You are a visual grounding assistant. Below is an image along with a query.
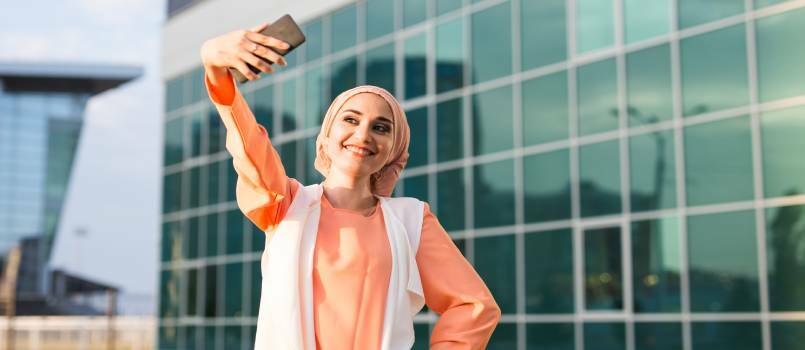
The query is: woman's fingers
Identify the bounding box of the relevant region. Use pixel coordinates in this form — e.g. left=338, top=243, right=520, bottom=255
left=237, top=50, right=274, bottom=74
left=250, top=22, right=269, bottom=33
left=231, top=60, right=259, bottom=80
left=245, top=31, right=290, bottom=53
left=247, top=40, right=287, bottom=66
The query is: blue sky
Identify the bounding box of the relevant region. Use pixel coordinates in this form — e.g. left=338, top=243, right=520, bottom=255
left=1, top=0, right=165, bottom=314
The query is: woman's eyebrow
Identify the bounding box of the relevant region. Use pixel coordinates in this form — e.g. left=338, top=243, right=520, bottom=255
left=342, top=109, right=363, bottom=115
left=376, top=116, right=393, bottom=124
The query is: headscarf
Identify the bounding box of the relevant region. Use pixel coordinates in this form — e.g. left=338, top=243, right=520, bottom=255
left=314, top=85, right=410, bottom=197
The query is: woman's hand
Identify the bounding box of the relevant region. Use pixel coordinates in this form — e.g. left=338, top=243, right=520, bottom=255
left=200, top=22, right=291, bottom=82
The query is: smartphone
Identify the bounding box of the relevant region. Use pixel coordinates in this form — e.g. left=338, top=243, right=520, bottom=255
left=230, top=14, right=306, bottom=83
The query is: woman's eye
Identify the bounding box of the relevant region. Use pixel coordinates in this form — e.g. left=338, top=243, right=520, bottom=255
left=343, top=116, right=358, bottom=124
left=373, top=124, right=391, bottom=133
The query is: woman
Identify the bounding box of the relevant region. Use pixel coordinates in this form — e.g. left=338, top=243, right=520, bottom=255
left=200, top=22, right=501, bottom=350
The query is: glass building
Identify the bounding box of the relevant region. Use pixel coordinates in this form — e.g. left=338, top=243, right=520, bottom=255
left=0, top=62, right=140, bottom=297
left=160, top=0, right=805, bottom=349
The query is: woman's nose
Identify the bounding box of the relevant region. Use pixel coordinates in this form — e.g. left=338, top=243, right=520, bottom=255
left=351, top=123, right=372, bottom=144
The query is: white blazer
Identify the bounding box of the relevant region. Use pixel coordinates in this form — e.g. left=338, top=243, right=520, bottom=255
left=254, top=183, right=426, bottom=350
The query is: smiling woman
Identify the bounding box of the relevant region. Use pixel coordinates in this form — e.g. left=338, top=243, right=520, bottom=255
left=199, top=22, right=500, bottom=350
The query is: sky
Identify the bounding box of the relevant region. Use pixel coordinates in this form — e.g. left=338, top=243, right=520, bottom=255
left=1, top=0, right=165, bottom=314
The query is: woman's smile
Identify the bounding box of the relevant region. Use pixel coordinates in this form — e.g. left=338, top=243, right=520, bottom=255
left=343, top=144, right=376, bottom=158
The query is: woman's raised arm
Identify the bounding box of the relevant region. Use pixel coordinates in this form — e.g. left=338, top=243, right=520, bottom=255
left=200, top=24, right=298, bottom=232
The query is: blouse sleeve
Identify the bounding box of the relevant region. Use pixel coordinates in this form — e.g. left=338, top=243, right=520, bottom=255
left=416, top=203, right=501, bottom=350
left=205, top=70, right=298, bottom=232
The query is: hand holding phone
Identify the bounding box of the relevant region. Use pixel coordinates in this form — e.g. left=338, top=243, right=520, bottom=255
left=229, top=14, right=306, bottom=83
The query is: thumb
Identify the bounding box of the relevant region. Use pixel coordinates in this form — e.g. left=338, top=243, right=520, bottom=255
left=250, top=22, right=269, bottom=32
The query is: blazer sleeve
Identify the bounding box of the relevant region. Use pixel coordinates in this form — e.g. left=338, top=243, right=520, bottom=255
left=415, top=203, right=502, bottom=350
left=205, top=70, right=297, bottom=231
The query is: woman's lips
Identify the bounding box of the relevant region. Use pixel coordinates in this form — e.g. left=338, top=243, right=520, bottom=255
left=344, top=144, right=375, bottom=157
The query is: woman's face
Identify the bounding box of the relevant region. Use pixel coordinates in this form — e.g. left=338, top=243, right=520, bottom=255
left=324, top=93, right=395, bottom=179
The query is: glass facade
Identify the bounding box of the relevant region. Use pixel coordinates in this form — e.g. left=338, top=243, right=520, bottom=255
left=160, top=0, right=805, bottom=348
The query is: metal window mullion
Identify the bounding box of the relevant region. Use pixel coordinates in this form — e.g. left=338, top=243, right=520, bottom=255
left=462, top=1, right=475, bottom=265
left=511, top=0, right=526, bottom=347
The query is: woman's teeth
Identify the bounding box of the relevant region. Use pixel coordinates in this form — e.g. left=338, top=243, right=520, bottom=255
left=344, top=145, right=373, bottom=156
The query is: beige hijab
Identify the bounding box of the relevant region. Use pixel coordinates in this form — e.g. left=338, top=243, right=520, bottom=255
left=314, top=85, right=410, bottom=197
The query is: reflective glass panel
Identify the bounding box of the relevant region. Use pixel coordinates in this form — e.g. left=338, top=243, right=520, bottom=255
left=253, top=84, right=274, bottom=136
left=226, top=209, right=245, bottom=255
left=474, top=159, right=515, bottom=228
left=163, top=172, right=182, bottom=213
left=521, top=0, right=567, bottom=71
left=584, top=322, right=626, bottom=350
left=635, top=322, right=682, bottom=350
left=405, top=33, right=428, bottom=100
left=281, top=78, right=298, bottom=132
left=691, top=321, right=762, bottom=350
left=473, top=85, right=513, bottom=156
left=207, top=161, right=221, bottom=205
left=680, top=24, right=748, bottom=117
left=584, top=227, right=623, bottom=310
left=626, top=44, right=673, bottom=126
left=631, top=217, right=681, bottom=313
left=526, top=323, right=575, bottom=350
left=159, top=326, right=178, bottom=350
left=183, top=267, right=198, bottom=316
left=688, top=210, right=760, bottom=312
left=576, top=0, right=615, bottom=54
left=404, top=0, right=427, bottom=27
left=407, top=106, right=429, bottom=167
left=279, top=141, right=299, bottom=179
left=471, top=2, right=512, bottom=84
left=224, top=326, right=242, bottom=349
left=436, top=97, right=464, bottom=162
left=208, top=107, right=225, bottom=154
left=206, top=213, right=219, bottom=257
left=366, top=0, right=395, bottom=40
left=684, top=116, right=754, bottom=206
left=756, top=7, right=805, bottom=102
left=188, top=110, right=204, bottom=158
left=224, top=262, right=244, bottom=317
left=487, top=322, right=517, bottom=349
left=578, top=58, right=619, bottom=136
left=204, top=265, right=218, bottom=317
left=771, top=321, right=805, bottom=350
left=525, top=229, right=574, bottom=313
left=678, top=0, right=744, bottom=29
left=225, top=156, right=238, bottom=201
left=624, top=0, right=670, bottom=44
left=522, top=71, right=569, bottom=146
left=331, top=4, right=357, bottom=52
left=164, top=117, right=183, bottom=166
left=523, top=149, right=572, bottom=223
left=579, top=140, right=622, bottom=217
left=403, top=174, right=429, bottom=202
left=765, top=205, right=805, bottom=311
left=365, top=43, right=396, bottom=93
left=755, top=0, right=795, bottom=7
left=305, top=137, right=324, bottom=184
left=412, top=323, right=430, bottom=350
left=249, top=260, right=261, bottom=317
left=437, top=0, right=462, bottom=15
left=185, top=216, right=199, bottom=259
left=330, top=55, right=358, bottom=96
left=436, top=167, right=465, bottom=231
left=304, top=65, right=326, bottom=128
left=204, top=325, right=217, bottom=350
left=629, top=130, right=677, bottom=212
left=436, top=17, right=465, bottom=93
left=761, top=105, right=805, bottom=198
left=302, top=19, right=323, bottom=62
left=189, top=166, right=201, bottom=209
left=165, top=76, right=183, bottom=112
left=474, top=234, right=517, bottom=313
left=159, top=269, right=179, bottom=318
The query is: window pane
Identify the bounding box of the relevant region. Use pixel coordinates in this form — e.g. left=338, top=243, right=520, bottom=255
left=471, top=2, right=511, bottom=84
left=474, top=159, right=515, bottom=228
left=624, top=0, right=670, bottom=44
left=164, top=117, right=183, bottom=166
left=224, top=326, right=242, bottom=349
left=523, top=71, right=569, bottom=146
left=626, top=44, right=673, bottom=126
left=159, top=269, right=180, bottom=318
left=474, top=234, right=516, bottom=314
left=366, top=0, right=395, bottom=41
left=629, top=130, right=676, bottom=212
left=279, top=141, right=299, bottom=179
left=755, top=0, right=795, bottom=8
left=437, top=0, right=462, bottom=16
left=526, top=323, right=575, bottom=350
left=771, top=321, right=805, bottom=350
left=249, top=260, right=261, bottom=317
left=253, top=84, right=274, bottom=136
left=162, top=221, right=181, bottom=262
left=159, top=325, right=178, bottom=350
left=331, top=4, right=357, bottom=52
left=487, top=322, right=517, bottom=349
left=584, top=227, right=623, bottom=310
left=521, top=0, right=567, bottom=71
left=281, top=78, right=298, bottom=132
left=304, top=65, right=326, bottom=128
left=576, top=0, right=615, bottom=54
left=330, top=55, right=358, bottom=96
left=251, top=220, right=264, bottom=252
left=404, top=0, right=427, bottom=27
left=226, top=209, right=245, bottom=255
left=165, top=76, right=183, bottom=112
left=436, top=17, right=465, bottom=93
left=224, top=262, right=244, bottom=317
left=691, top=321, right=761, bottom=350
left=436, top=167, right=465, bottom=231
left=365, top=43, right=396, bottom=93
left=402, top=174, right=428, bottom=201
left=635, top=322, right=682, bottom=350
left=404, top=33, right=428, bottom=100
left=761, top=106, right=805, bottom=198
left=188, top=110, right=204, bottom=158
left=225, top=157, right=237, bottom=201
left=304, top=137, right=324, bottom=185
left=756, top=7, right=805, bottom=102
left=684, top=116, right=753, bottom=206
left=185, top=216, right=199, bottom=259
left=183, top=326, right=198, bottom=350
left=207, top=107, right=225, bottom=154
left=578, top=58, right=619, bottom=136
left=163, top=172, right=182, bottom=213
left=204, top=325, right=218, bottom=350
left=436, top=97, right=464, bottom=162
left=207, top=161, right=221, bottom=205
left=678, top=0, right=744, bottom=29
left=206, top=213, right=219, bottom=257
left=473, top=85, right=513, bottom=156
left=523, top=149, right=572, bottom=223
left=407, top=106, right=428, bottom=167
left=584, top=323, right=626, bottom=350
left=688, top=210, right=760, bottom=312
left=302, top=19, right=323, bottom=62
left=579, top=140, right=622, bottom=217
left=631, top=217, right=681, bottom=313
left=412, top=323, right=430, bottom=350
left=183, top=267, right=198, bottom=316
left=525, top=229, right=574, bottom=313
left=765, top=205, right=805, bottom=311
left=204, top=265, right=218, bottom=317
left=680, top=24, right=748, bottom=117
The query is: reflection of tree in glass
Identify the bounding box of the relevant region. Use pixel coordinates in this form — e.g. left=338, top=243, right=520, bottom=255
left=768, top=196, right=805, bottom=311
